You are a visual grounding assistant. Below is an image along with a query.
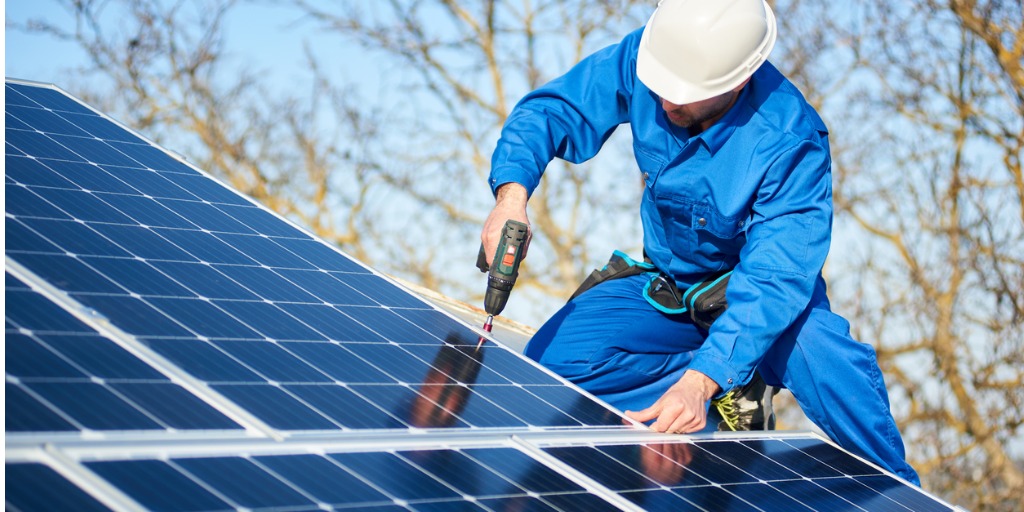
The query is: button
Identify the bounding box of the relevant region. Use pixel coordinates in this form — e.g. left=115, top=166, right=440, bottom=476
left=642, top=172, right=650, bottom=180
left=697, top=217, right=707, bottom=227
left=727, top=378, right=734, bottom=384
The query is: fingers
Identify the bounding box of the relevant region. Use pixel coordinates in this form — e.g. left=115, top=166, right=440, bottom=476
left=481, top=186, right=530, bottom=266
left=652, top=406, right=706, bottom=434
left=520, top=226, right=532, bottom=259
left=651, top=405, right=692, bottom=434
left=626, top=403, right=703, bottom=433
left=628, top=390, right=709, bottom=434
left=625, top=405, right=661, bottom=424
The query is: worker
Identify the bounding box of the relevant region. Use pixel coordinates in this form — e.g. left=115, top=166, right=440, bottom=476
left=480, top=0, right=919, bottom=485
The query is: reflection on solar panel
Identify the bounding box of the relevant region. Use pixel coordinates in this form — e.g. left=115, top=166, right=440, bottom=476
left=6, top=79, right=955, bottom=510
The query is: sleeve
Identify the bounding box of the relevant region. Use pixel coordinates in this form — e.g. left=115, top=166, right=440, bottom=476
left=687, top=137, right=834, bottom=394
left=488, top=29, right=644, bottom=196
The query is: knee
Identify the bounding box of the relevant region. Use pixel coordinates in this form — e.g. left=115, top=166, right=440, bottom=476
left=765, top=309, right=883, bottom=380
left=522, top=302, right=577, bottom=363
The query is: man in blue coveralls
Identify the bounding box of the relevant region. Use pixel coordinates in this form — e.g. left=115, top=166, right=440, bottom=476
left=480, top=0, right=919, bottom=484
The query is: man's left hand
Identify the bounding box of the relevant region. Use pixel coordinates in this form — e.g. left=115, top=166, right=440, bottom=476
left=625, top=370, right=721, bottom=434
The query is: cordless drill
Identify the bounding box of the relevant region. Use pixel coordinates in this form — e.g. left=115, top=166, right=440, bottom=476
left=476, top=219, right=529, bottom=336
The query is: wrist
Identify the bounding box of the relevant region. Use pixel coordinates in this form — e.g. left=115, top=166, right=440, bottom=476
left=679, top=369, right=721, bottom=401
left=495, top=183, right=528, bottom=206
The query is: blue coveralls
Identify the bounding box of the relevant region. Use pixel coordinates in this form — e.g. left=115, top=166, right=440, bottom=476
left=489, top=27, right=920, bottom=485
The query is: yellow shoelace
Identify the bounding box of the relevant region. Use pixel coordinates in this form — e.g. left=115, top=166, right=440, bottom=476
left=712, top=390, right=741, bottom=431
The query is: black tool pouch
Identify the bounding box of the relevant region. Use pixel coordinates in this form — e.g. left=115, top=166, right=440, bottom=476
left=570, top=251, right=732, bottom=331
left=642, top=267, right=733, bottom=330
left=682, top=270, right=732, bottom=330
left=568, top=251, right=656, bottom=302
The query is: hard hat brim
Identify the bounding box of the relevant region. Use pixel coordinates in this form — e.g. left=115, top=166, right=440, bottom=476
left=636, top=0, right=777, bottom=105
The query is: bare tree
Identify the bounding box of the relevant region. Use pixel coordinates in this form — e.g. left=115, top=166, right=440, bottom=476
left=776, top=1, right=1023, bottom=509
left=289, top=0, right=652, bottom=319
left=12, top=0, right=393, bottom=264
left=16, top=0, right=655, bottom=323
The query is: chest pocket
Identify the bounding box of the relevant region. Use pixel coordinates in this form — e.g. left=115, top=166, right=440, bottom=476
left=634, top=144, right=668, bottom=187
left=690, top=203, right=746, bottom=269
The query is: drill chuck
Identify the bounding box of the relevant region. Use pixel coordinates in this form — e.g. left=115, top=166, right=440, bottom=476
left=484, top=275, right=514, bottom=316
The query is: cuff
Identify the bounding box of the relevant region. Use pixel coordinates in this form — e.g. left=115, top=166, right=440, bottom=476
left=687, top=354, right=740, bottom=400
left=489, top=166, right=538, bottom=197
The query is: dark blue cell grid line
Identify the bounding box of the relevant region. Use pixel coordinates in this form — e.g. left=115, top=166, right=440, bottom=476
left=101, top=167, right=201, bottom=200
left=5, top=284, right=92, bottom=334
left=6, top=85, right=200, bottom=176
left=6, top=383, right=78, bottom=432
left=7, top=83, right=97, bottom=114
left=137, top=334, right=608, bottom=430
left=50, top=133, right=147, bottom=168
left=57, top=111, right=144, bottom=143
left=86, top=459, right=233, bottom=512
left=12, top=253, right=131, bottom=295
left=105, top=140, right=200, bottom=174
left=278, top=304, right=390, bottom=341
left=344, top=384, right=469, bottom=429
left=6, top=183, right=74, bottom=219
left=543, top=439, right=955, bottom=512
left=173, top=456, right=320, bottom=509
left=210, top=383, right=342, bottom=430
left=81, top=450, right=625, bottom=512
left=43, top=160, right=145, bottom=194
left=283, top=384, right=410, bottom=429
left=5, top=272, right=242, bottom=433
left=279, top=342, right=396, bottom=383
left=4, top=129, right=85, bottom=162
left=7, top=114, right=35, bottom=134
left=335, top=306, right=439, bottom=343
left=335, top=273, right=434, bottom=308
left=5, top=155, right=80, bottom=189
left=6, top=140, right=26, bottom=157
left=5, top=463, right=114, bottom=512
left=7, top=104, right=93, bottom=136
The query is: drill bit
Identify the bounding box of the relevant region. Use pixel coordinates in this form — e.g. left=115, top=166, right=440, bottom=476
left=476, top=315, right=493, bottom=350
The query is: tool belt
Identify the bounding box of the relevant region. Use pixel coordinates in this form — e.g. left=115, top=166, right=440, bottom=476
left=570, top=251, right=732, bottom=331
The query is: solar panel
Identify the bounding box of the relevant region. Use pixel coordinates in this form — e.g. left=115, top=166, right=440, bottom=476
left=4, top=79, right=623, bottom=433
left=5, top=79, right=956, bottom=511
left=539, top=438, right=958, bottom=511
left=5, top=272, right=243, bottom=433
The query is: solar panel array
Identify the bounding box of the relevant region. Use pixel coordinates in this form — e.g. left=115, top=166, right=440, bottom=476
left=5, top=79, right=956, bottom=511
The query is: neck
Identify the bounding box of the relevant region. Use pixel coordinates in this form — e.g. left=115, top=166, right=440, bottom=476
left=696, top=91, right=741, bottom=133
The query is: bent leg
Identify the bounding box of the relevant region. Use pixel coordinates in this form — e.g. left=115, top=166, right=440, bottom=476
left=524, top=274, right=705, bottom=414
left=761, top=285, right=920, bottom=484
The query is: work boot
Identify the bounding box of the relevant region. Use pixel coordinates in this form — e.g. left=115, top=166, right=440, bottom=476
left=712, top=372, right=779, bottom=431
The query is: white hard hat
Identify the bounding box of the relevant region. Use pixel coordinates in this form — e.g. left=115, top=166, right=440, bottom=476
left=637, top=0, right=777, bottom=105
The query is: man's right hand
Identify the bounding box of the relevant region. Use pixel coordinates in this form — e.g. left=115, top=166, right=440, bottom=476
left=625, top=369, right=721, bottom=434
left=481, top=183, right=531, bottom=265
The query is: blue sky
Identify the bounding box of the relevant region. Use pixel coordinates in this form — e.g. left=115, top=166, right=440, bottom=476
left=5, top=1, right=370, bottom=95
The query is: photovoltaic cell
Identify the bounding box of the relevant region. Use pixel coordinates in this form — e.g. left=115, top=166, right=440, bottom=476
left=6, top=463, right=113, bottom=512
left=86, top=459, right=233, bottom=512
left=6, top=384, right=79, bottom=432
left=6, top=79, right=956, bottom=512
left=5, top=273, right=242, bottom=433
left=72, top=446, right=639, bottom=511
left=5, top=93, right=623, bottom=430
left=542, top=439, right=953, bottom=512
